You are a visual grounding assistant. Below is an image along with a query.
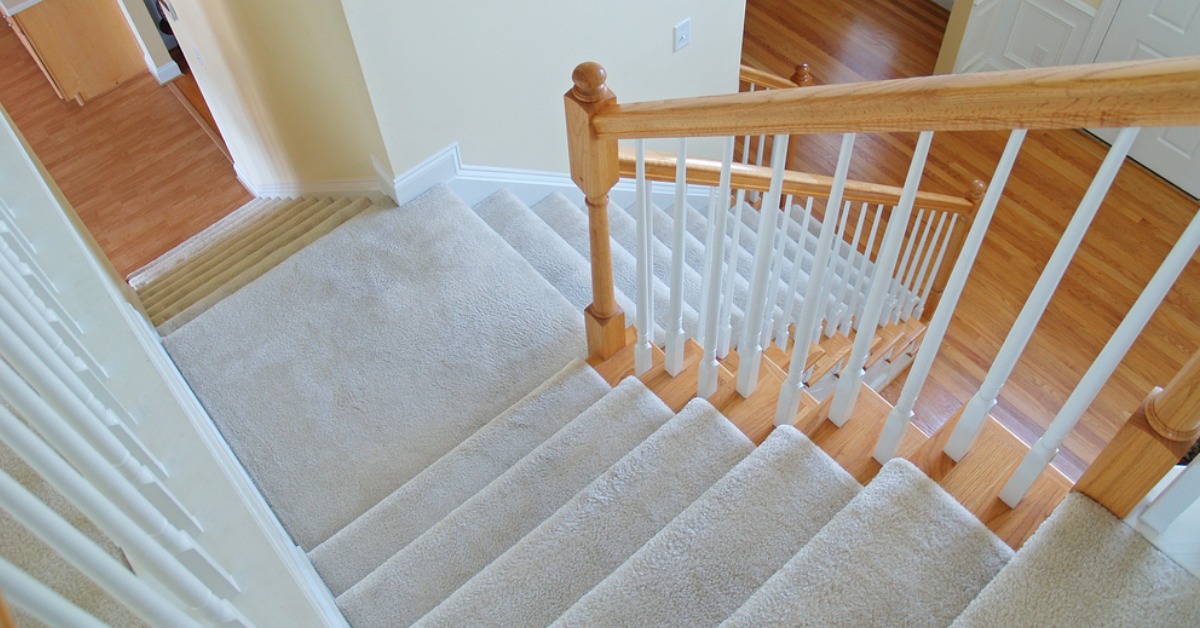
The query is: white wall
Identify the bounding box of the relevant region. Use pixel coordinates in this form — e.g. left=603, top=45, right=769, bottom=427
left=340, top=0, right=748, bottom=176
left=166, top=0, right=389, bottom=191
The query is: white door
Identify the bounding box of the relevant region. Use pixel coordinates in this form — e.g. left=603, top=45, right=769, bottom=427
left=1093, top=0, right=1200, bottom=198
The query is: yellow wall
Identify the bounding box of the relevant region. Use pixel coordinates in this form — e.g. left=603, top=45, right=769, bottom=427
left=168, top=0, right=388, bottom=188
left=935, top=0, right=974, bottom=74
left=340, top=0, right=749, bottom=175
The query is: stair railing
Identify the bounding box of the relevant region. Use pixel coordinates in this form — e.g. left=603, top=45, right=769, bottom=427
left=566, top=56, right=1200, bottom=517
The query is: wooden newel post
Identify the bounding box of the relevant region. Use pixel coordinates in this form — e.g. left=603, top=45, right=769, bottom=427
left=565, top=62, right=626, bottom=360
left=1077, top=349, right=1200, bottom=517
left=791, top=63, right=814, bottom=87
left=923, top=179, right=986, bottom=320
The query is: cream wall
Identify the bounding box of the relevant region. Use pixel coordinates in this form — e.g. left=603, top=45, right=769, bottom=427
left=167, top=0, right=387, bottom=189
left=340, top=0, right=748, bottom=175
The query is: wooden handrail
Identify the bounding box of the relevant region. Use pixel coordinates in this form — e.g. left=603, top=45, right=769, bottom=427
left=617, top=148, right=975, bottom=213
left=739, top=63, right=812, bottom=90
left=1077, top=349, right=1200, bottom=518
left=593, top=57, right=1200, bottom=139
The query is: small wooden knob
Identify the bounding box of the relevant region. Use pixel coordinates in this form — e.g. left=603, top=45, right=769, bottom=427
left=967, top=178, right=987, bottom=202
left=572, top=62, right=611, bottom=102
left=792, top=63, right=814, bottom=87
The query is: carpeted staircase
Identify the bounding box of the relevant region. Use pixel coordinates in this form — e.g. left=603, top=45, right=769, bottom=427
left=149, top=183, right=1200, bottom=626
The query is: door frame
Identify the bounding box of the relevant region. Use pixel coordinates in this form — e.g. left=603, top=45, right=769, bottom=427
left=1077, top=0, right=1124, bottom=63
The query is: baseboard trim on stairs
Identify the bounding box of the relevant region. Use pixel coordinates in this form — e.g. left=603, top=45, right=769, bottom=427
left=235, top=164, right=384, bottom=202
left=391, top=143, right=715, bottom=212
left=119, top=302, right=349, bottom=627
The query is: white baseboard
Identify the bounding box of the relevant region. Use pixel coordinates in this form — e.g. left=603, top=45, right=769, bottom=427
left=154, top=60, right=183, bottom=85
left=235, top=165, right=383, bottom=202
left=394, top=142, right=712, bottom=212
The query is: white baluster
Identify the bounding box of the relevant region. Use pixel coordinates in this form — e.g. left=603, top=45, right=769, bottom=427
left=775, top=133, right=857, bottom=426
left=843, top=204, right=885, bottom=336
left=888, top=208, right=926, bottom=325
left=0, top=315, right=196, bottom=531
left=1000, top=206, right=1200, bottom=506
left=828, top=131, right=935, bottom=427
left=759, top=194, right=792, bottom=348
left=0, top=406, right=246, bottom=626
left=831, top=202, right=868, bottom=335
left=0, top=354, right=238, bottom=597
left=737, top=134, right=791, bottom=396
left=0, top=293, right=165, bottom=478
left=902, top=211, right=947, bottom=320
left=822, top=201, right=854, bottom=337
left=875, top=131, right=1026, bottom=461
left=633, top=141, right=654, bottom=374
left=718, top=188, right=748, bottom=357
left=698, top=138, right=737, bottom=396
left=896, top=209, right=936, bottom=323
left=776, top=196, right=815, bottom=348
left=914, top=214, right=958, bottom=320
left=945, top=127, right=1140, bottom=461
left=0, top=556, right=109, bottom=628
left=1141, top=460, right=1200, bottom=533
left=665, top=139, right=689, bottom=375
left=0, top=482, right=202, bottom=628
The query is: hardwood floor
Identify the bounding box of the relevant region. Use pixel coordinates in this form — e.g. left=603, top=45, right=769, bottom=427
left=0, top=22, right=250, bottom=278
left=744, top=0, right=1200, bottom=480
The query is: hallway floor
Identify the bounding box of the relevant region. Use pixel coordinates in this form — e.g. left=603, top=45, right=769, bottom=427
left=0, top=23, right=250, bottom=278
left=743, top=0, right=1200, bottom=479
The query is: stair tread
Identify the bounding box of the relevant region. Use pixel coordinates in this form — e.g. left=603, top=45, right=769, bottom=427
left=723, top=458, right=1012, bottom=627
left=158, top=197, right=376, bottom=332
left=952, top=493, right=1200, bottom=627
left=418, top=398, right=754, bottom=627
left=552, top=425, right=859, bottom=627
left=336, top=377, right=674, bottom=627
left=532, top=193, right=667, bottom=342
left=308, top=358, right=608, bottom=596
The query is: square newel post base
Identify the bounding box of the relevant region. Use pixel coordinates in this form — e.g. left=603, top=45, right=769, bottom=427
left=585, top=305, right=627, bottom=361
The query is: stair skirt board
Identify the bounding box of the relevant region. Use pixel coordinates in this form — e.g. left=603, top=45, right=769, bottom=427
left=147, top=179, right=1198, bottom=627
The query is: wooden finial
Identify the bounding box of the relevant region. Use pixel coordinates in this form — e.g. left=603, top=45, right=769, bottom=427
left=967, top=178, right=987, bottom=202
left=572, top=62, right=611, bottom=103
left=792, top=63, right=814, bottom=87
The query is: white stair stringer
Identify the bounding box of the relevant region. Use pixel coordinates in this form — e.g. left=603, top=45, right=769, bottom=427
left=552, top=426, right=861, bottom=627
left=336, top=377, right=674, bottom=627
left=723, top=458, right=1013, bottom=627
left=417, top=398, right=754, bottom=627
left=307, top=358, right=609, bottom=596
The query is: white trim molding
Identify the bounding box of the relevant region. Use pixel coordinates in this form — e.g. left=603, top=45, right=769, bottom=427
left=234, top=164, right=383, bottom=202
left=153, top=61, right=183, bottom=85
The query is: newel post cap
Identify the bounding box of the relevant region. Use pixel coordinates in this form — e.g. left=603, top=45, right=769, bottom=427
left=572, top=62, right=612, bottom=103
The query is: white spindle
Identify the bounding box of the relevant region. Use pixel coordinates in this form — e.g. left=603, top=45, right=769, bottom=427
left=897, top=209, right=936, bottom=322
left=775, top=133, right=857, bottom=426
left=737, top=134, right=790, bottom=396
left=633, top=141, right=654, bottom=374
left=698, top=138, right=737, bottom=396
left=718, top=188, right=748, bottom=357
left=776, top=196, right=815, bottom=348
left=0, top=482, right=201, bottom=628
left=0, top=314, right=197, bottom=532
left=759, top=195, right=792, bottom=347
left=1000, top=206, right=1200, bottom=505
left=903, top=211, right=948, bottom=320
left=828, top=131, right=935, bottom=427
left=0, top=353, right=238, bottom=597
left=843, top=204, right=885, bottom=335
left=822, top=201, right=854, bottom=337
left=830, top=202, right=868, bottom=334
left=0, top=405, right=245, bottom=626
left=665, top=139, right=689, bottom=375
left=1141, top=460, right=1200, bottom=533
left=875, top=130, right=1026, bottom=462
left=888, top=208, right=926, bottom=324
left=944, top=127, right=1140, bottom=461
left=914, top=214, right=958, bottom=319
